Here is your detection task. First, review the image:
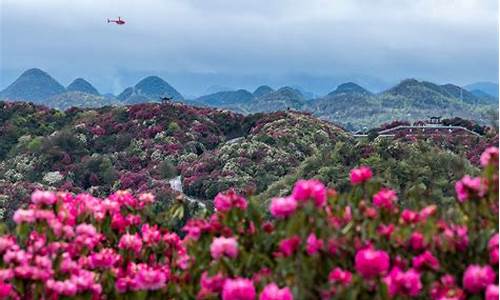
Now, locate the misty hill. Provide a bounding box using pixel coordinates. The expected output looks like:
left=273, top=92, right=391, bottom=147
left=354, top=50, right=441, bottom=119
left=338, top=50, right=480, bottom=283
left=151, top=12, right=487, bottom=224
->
left=311, top=83, right=380, bottom=130
left=311, top=79, right=497, bottom=130
left=465, top=82, right=499, bottom=98
left=248, top=87, right=306, bottom=112
left=195, top=89, right=254, bottom=106
left=0, top=68, right=65, bottom=102
left=439, top=83, right=493, bottom=105
left=118, top=76, right=184, bottom=104
left=192, top=86, right=305, bottom=114
left=291, top=85, right=316, bottom=100
left=469, top=89, right=498, bottom=104
left=381, top=79, right=472, bottom=109
left=381, top=79, right=456, bottom=109
left=66, top=78, right=99, bottom=95
left=253, top=85, right=274, bottom=97
left=204, top=85, right=234, bottom=95
left=327, top=82, right=372, bottom=97
left=117, top=87, right=134, bottom=101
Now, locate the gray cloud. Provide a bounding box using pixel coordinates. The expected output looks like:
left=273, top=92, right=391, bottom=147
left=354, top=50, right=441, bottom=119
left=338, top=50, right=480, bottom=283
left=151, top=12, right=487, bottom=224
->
left=1, top=0, right=498, bottom=95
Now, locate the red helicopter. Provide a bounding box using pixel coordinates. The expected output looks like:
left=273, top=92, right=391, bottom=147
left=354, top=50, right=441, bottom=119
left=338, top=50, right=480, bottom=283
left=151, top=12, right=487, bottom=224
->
left=107, top=16, right=126, bottom=25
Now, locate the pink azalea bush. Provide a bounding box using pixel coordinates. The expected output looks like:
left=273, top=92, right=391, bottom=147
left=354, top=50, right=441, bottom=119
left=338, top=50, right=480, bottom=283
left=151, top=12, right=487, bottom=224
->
left=210, top=237, right=239, bottom=259
left=0, top=147, right=497, bottom=299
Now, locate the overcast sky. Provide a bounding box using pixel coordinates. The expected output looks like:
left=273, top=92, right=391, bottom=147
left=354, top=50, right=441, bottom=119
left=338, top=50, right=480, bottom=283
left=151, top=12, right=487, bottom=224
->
left=1, top=0, right=498, bottom=95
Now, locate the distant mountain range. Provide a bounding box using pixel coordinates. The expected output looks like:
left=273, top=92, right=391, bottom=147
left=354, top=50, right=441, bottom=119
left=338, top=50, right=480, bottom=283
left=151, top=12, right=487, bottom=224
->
left=0, top=68, right=497, bottom=130
left=464, top=82, right=499, bottom=98
left=0, top=69, right=185, bottom=110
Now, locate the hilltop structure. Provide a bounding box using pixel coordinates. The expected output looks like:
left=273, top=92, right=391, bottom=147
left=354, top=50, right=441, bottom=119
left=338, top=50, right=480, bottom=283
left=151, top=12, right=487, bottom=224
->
left=355, top=117, right=483, bottom=139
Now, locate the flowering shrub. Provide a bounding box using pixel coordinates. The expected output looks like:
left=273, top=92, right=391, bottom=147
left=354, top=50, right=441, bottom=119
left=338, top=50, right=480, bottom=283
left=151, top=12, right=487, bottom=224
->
left=0, top=147, right=497, bottom=299
left=1, top=102, right=355, bottom=221
left=0, top=102, right=247, bottom=219
left=180, top=112, right=349, bottom=199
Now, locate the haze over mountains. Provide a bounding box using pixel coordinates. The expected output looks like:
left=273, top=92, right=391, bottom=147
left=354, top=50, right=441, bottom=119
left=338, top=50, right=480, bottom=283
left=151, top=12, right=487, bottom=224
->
left=0, top=68, right=497, bottom=130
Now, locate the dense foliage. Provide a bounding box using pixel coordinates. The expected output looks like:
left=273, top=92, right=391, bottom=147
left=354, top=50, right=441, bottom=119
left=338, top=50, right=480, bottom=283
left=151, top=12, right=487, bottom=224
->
left=0, top=101, right=246, bottom=221
left=257, top=139, right=479, bottom=210
left=1, top=101, right=496, bottom=226
left=179, top=112, right=349, bottom=199
left=0, top=147, right=497, bottom=299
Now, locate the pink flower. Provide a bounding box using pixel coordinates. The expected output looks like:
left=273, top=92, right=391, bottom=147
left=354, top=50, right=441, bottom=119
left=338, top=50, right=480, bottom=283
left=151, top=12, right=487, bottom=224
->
left=210, top=237, right=239, bottom=259
left=0, top=236, right=16, bottom=253
left=214, top=193, right=232, bottom=212
left=305, top=233, right=323, bottom=255
left=163, top=232, right=182, bottom=249
left=3, top=248, right=31, bottom=265
left=383, top=267, right=422, bottom=297
left=269, top=197, right=297, bottom=218
left=480, top=147, right=499, bottom=168
left=34, top=209, right=56, bottom=222
left=455, top=176, right=487, bottom=202
left=214, top=190, right=248, bottom=212
left=111, top=213, right=128, bottom=232
left=291, top=179, right=327, bottom=207
left=412, top=250, right=440, bottom=271
left=454, top=226, right=469, bottom=251
left=13, top=209, right=36, bottom=224
left=75, top=223, right=97, bottom=236
left=0, top=281, right=12, bottom=298
left=328, top=267, right=352, bottom=285
left=118, top=233, right=143, bottom=254
left=278, top=236, right=301, bottom=257
left=200, top=272, right=225, bottom=294
left=222, top=278, right=256, bottom=300
left=74, top=224, right=102, bottom=251
left=430, top=274, right=465, bottom=300
left=181, top=219, right=205, bottom=241
left=400, top=209, right=419, bottom=224
left=486, top=285, right=499, bottom=300
left=462, top=265, right=495, bottom=294
left=133, top=265, right=169, bottom=291
left=377, top=224, right=395, bottom=238
left=88, top=248, right=121, bottom=269
left=259, top=283, right=293, bottom=300
left=138, top=192, right=155, bottom=206
left=0, top=270, right=13, bottom=282
left=355, top=248, right=390, bottom=278
left=69, top=270, right=102, bottom=295
left=488, top=233, right=498, bottom=265
left=115, top=277, right=132, bottom=293
left=349, top=166, right=373, bottom=185
left=31, top=190, right=57, bottom=206
left=47, top=279, right=77, bottom=296
left=373, top=188, right=397, bottom=210
left=141, top=224, right=161, bottom=245
left=228, top=191, right=248, bottom=211
left=418, top=205, right=437, bottom=221
left=409, top=232, right=425, bottom=251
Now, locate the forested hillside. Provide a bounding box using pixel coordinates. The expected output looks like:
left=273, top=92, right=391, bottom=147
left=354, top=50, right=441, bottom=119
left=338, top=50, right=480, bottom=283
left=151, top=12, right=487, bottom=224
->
left=0, top=100, right=496, bottom=224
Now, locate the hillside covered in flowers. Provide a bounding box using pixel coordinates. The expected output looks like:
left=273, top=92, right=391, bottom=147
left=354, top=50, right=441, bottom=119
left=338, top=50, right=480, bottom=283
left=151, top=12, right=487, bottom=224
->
left=0, top=146, right=497, bottom=299
left=0, top=100, right=497, bottom=223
